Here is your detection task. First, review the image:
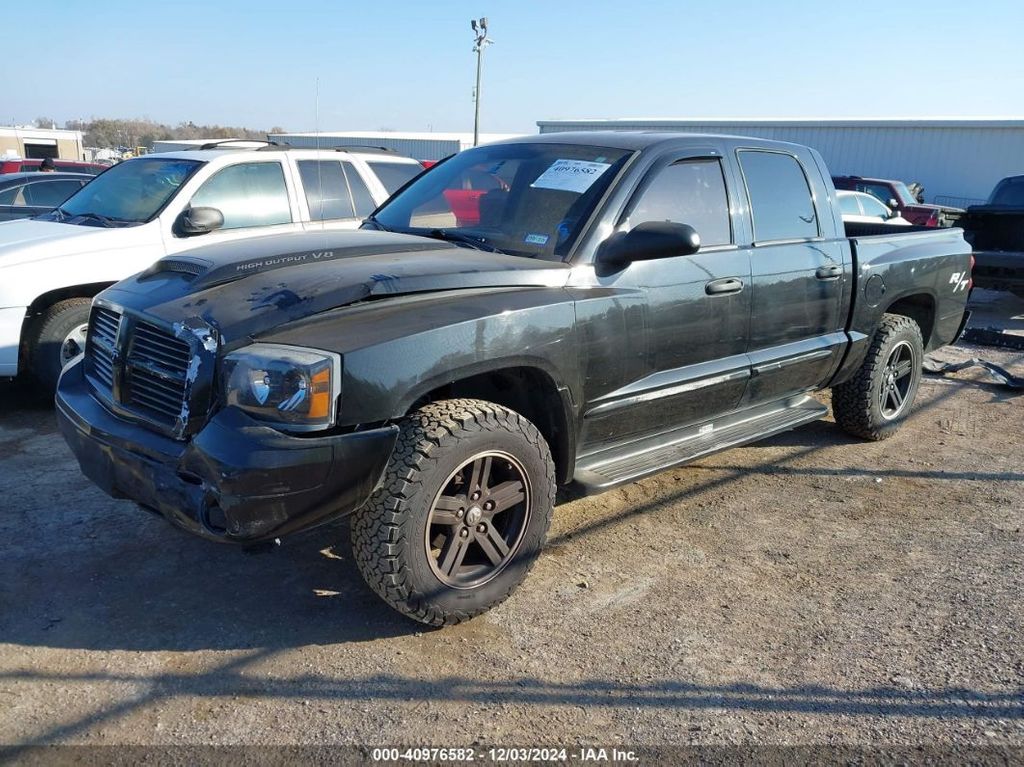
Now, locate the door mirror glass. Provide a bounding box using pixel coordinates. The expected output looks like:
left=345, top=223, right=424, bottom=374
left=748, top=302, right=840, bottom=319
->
left=599, top=221, right=701, bottom=267
left=176, top=206, right=224, bottom=236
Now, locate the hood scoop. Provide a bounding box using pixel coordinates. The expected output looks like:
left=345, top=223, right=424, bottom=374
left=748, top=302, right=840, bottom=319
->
left=140, top=258, right=210, bottom=281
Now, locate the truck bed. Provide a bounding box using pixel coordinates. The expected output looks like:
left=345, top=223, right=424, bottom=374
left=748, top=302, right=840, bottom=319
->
left=844, top=224, right=972, bottom=356
left=843, top=221, right=935, bottom=238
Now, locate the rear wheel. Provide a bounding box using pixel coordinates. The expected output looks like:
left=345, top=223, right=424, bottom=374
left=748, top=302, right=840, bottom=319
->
left=832, top=313, right=924, bottom=441
left=30, top=298, right=91, bottom=392
left=351, top=398, right=555, bottom=626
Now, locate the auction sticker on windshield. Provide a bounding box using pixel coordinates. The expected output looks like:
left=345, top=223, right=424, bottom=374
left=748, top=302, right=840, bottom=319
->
left=531, top=159, right=612, bottom=194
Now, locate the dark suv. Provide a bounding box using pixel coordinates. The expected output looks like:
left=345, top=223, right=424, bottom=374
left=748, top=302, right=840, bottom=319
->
left=832, top=175, right=961, bottom=227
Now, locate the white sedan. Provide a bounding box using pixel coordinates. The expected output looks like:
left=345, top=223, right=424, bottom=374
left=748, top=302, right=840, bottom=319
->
left=837, top=190, right=912, bottom=225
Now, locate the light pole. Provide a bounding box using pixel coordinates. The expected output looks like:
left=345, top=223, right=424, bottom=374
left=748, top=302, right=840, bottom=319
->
left=470, top=17, right=493, bottom=147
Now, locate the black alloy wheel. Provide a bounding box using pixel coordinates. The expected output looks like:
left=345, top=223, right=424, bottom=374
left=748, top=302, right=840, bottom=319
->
left=425, top=451, right=531, bottom=589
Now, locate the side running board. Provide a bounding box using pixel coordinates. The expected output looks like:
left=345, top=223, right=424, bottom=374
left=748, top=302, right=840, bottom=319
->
left=572, top=394, right=828, bottom=494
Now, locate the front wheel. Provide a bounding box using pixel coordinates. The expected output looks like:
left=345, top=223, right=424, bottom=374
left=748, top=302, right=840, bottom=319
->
left=831, top=313, right=924, bottom=441
left=30, top=298, right=92, bottom=392
left=351, top=399, right=555, bottom=626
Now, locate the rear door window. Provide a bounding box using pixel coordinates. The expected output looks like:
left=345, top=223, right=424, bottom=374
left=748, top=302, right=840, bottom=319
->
left=342, top=162, right=377, bottom=217
left=738, top=151, right=819, bottom=242
left=368, top=161, right=423, bottom=195
left=24, top=179, right=85, bottom=207
left=189, top=162, right=291, bottom=230
left=298, top=160, right=355, bottom=220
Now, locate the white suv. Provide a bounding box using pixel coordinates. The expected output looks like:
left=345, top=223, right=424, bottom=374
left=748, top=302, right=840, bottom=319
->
left=0, top=142, right=424, bottom=388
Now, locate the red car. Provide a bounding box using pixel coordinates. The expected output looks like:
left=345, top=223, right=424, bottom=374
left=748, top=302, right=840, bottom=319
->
left=832, top=175, right=961, bottom=227
left=0, top=158, right=107, bottom=175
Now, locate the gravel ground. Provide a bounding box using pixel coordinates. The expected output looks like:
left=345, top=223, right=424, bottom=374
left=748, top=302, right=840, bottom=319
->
left=0, top=303, right=1021, bottom=751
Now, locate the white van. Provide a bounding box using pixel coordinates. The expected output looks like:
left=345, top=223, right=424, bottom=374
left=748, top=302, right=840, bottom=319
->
left=0, top=142, right=424, bottom=388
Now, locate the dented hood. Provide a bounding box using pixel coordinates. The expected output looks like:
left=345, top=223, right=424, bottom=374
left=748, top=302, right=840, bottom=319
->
left=101, top=229, right=571, bottom=347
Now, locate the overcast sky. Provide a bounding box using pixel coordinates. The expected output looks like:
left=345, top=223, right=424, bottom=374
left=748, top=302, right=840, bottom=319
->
left=10, top=0, right=1023, bottom=134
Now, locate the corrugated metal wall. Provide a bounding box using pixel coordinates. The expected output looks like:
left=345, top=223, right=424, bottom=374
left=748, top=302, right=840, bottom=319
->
left=537, top=120, right=1024, bottom=204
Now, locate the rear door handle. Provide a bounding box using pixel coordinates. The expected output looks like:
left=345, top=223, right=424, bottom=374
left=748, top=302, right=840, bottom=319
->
left=815, top=265, right=843, bottom=280
left=704, top=277, right=744, bottom=296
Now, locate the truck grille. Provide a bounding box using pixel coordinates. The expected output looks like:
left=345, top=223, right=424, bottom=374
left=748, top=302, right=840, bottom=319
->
left=84, top=307, right=198, bottom=434
left=86, top=307, right=120, bottom=390
left=125, top=321, right=192, bottom=423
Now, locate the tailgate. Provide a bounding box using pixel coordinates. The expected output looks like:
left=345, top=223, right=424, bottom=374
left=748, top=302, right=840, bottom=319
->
left=960, top=207, right=1024, bottom=251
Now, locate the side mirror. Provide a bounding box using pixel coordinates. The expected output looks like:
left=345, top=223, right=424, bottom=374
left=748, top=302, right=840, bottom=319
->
left=176, top=206, right=224, bottom=236
left=598, top=221, right=701, bottom=267
left=888, top=198, right=900, bottom=210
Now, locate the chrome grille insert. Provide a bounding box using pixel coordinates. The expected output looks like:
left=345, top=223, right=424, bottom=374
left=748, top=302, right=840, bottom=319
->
left=84, top=307, right=196, bottom=433
left=125, top=321, right=191, bottom=425
left=85, top=307, right=120, bottom=390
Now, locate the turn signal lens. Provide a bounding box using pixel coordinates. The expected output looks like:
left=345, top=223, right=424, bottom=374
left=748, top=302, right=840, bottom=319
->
left=308, top=367, right=332, bottom=420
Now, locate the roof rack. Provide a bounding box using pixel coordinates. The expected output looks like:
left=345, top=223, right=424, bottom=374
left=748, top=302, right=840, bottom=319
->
left=330, top=145, right=397, bottom=155
left=196, top=139, right=291, bottom=151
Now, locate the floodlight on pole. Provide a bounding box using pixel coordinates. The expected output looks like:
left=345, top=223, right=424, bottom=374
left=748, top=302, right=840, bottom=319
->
left=471, top=16, right=493, bottom=147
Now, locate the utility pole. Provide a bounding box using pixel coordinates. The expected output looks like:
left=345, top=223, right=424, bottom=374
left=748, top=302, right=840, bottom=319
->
left=470, top=17, right=493, bottom=147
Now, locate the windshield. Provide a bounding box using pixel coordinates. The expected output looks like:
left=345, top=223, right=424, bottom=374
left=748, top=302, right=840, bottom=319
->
left=893, top=182, right=920, bottom=206
left=56, top=157, right=202, bottom=224
left=370, top=142, right=633, bottom=259
left=988, top=177, right=1024, bottom=207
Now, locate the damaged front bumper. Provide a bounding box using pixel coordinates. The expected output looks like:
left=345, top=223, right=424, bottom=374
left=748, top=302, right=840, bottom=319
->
left=56, top=359, right=399, bottom=544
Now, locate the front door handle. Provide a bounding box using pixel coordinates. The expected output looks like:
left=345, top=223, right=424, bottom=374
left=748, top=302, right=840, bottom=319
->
left=705, top=277, right=744, bottom=296
left=815, top=264, right=843, bottom=280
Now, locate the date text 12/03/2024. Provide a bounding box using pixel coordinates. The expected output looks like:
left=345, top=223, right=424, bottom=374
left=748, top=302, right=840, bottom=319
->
left=370, top=747, right=639, bottom=762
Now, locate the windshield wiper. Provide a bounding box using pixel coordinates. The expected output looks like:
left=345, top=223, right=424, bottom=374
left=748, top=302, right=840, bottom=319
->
left=424, top=229, right=504, bottom=254
left=68, top=211, right=125, bottom=227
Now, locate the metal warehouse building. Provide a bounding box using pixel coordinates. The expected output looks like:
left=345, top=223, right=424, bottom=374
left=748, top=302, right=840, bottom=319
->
left=268, top=131, right=522, bottom=162
left=537, top=118, right=1024, bottom=206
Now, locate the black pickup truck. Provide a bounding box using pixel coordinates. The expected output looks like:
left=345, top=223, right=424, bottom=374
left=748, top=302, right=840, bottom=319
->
left=56, top=133, right=972, bottom=626
left=958, top=175, right=1024, bottom=298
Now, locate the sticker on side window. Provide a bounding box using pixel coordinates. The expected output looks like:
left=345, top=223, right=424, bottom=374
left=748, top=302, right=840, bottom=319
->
left=530, top=159, right=611, bottom=194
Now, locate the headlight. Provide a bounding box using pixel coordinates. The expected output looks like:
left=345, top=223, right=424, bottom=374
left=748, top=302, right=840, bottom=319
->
left=221, top=344, right=341, bottom=431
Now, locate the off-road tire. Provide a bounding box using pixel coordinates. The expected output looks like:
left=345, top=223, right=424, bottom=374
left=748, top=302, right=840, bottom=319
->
left=30, top=298, right=91, bottom=392
left=351, top=398, right=556, bottom=626
left=832, top=313, right=924, bottom=441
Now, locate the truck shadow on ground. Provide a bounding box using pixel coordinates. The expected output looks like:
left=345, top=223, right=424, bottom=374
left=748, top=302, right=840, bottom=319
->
left=2, top=656, right=1022, bottom=748
left=1, top=521, right=422, bottom=651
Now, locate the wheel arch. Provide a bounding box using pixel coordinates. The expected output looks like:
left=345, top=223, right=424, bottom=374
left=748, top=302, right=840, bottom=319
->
left=881, top=291, right=936, bottom=349
left=19, top=283, right=112, bottom=369
left=405, top=364, right=577, bottom=486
